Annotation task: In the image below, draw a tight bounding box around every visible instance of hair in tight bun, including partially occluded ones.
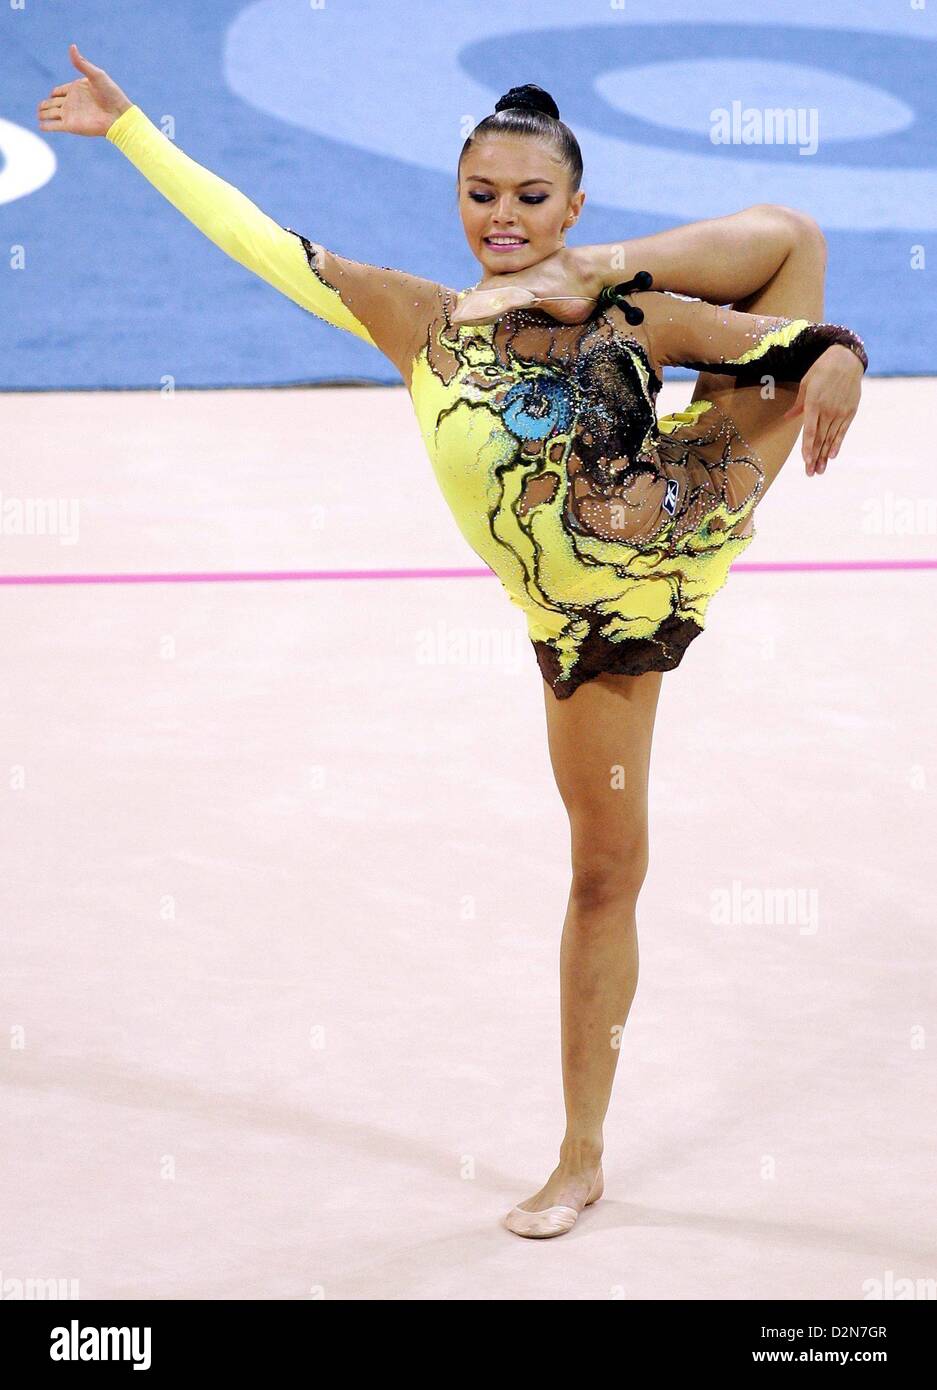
[459,81,583,192]
[494,84,560,121]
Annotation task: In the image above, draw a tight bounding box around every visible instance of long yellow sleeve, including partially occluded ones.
[105,104,376,345]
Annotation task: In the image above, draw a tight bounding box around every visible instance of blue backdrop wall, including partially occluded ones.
[2,0,933,388]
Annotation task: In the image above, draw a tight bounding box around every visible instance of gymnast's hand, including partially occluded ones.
[783,344,864,476]
[36,43,133,138]
[452,246,604,327]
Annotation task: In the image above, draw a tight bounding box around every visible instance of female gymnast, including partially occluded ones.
[39,49,866,1239]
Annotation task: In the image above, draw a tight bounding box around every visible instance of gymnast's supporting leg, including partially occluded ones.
[506,669,662,1231]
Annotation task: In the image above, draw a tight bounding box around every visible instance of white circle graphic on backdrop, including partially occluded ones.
[224,0,935,230]
[596,60,914,142]
[0,119,57,206]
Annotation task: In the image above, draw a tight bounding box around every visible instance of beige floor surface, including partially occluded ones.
[1,379,934,1300]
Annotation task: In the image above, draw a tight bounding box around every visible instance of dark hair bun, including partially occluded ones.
[494,84,560,120]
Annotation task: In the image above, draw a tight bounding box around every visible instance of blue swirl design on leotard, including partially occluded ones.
[501,376,574,442]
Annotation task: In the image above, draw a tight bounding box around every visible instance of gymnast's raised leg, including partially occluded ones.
[688,210,829,531]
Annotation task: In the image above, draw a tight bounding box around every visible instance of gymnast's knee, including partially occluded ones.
[772,205,827,256]
[569,839,650,912]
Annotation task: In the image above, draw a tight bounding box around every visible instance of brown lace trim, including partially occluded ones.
[533,612,703,699]
[683,322,869,384]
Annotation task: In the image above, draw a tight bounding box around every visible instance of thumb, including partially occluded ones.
[783,381,806,420]
[69,42,101,77]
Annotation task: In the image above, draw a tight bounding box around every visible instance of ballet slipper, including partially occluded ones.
[451,285,540,326]
[451,285,599,328]
[503,1165,604,1239]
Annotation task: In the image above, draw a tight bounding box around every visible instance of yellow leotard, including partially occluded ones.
[106,105,868,698]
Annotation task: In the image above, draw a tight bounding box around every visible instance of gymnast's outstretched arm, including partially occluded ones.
[38,45,444,384]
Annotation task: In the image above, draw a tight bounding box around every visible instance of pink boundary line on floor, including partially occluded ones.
[0,560,935,586]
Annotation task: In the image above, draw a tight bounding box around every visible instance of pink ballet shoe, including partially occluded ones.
[503,1166,604,1239]
[451,285,599,328]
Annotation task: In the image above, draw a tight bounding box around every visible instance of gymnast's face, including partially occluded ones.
[458,134,585,280]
